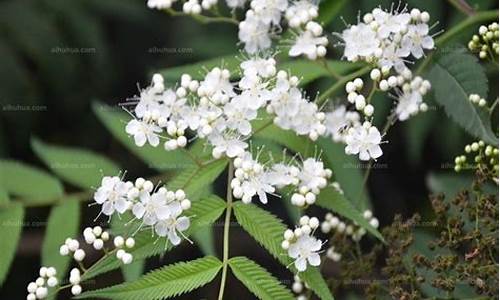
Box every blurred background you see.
[0,0,498,299]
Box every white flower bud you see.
[363,210,373,219]
[299,216,310,226]
[126,238,136,249]
[35,287,48,299]
[93,226,103,237]
[181,199,191,210]
[309,217,320,229]
[364,104,374,116]
[71,285,82,296]
[114,236,124,248]
[47,277,58,287]
[93,239,104,250]
[122,253,133,264]
[281,240,290,250]
[116,249,126,260]
[370,68,381,80]
[73,249,85,262]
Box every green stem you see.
[316,66,371,105]
[217,161,234,300]
[447,0,475,16]
[416,9,499,75]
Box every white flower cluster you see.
[125,58,331,160]
[344,121,383,161]
[26,267,57,300]
[94,176,192,246]
[113,235,136,264]
[281,216,322,272]
[341,7,434,73]
[469,93,488,108]
[321,210,379,242]
[147,0,177,9]
[39,226,135,300]
[231,152,331,207]
[324,105,360,143]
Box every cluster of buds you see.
[468,94,488,108]
[345,77,374,117]
[26,267,57,300]
[455,141,499,178]
[468,22,499,59]
[113,235,136,264]
[290,159,331,207]
[68,268,82,296]
[285,1,318,28]
[59,238,86,262]
[321,210,379,242]
[83,226,109,250]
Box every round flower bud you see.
[294,228,303,237]
[369,218,379,228]
[27,282,38,293]
[305,192,316,204]
[47,277,58,287]
[122,253,133,264]
[299,216,310,226]
[379,80,389,91]
[345,81,356,93]
[143,180,154,192]
[116,249,126,260]
[321,221,331,233]
[126,238,136,249]
[175,189,186,200]
[420,11,430,23]
[71,285,82,296]
[39,267,48,278]
[284,229,294,240]
[46,267,56,277]
[93,226,103,237]
[181,199,191,210]
[93,239,104,250]
[35,287,48,299]
[281,240,290,250]
[101,231,110,241]
[309,217,320,229]
[35,277,45,286]
[27,294,36,300]
[292,281,304,293]
[363,104,374,116]
[68,239,79,252]
[353,78,364,89]
[73,249,86,262]
[370,68,381,80]
[301,225,312,235]
[135,177,145,188]
[114,236,124,248]
[177,136,187,147]
[363,210,373,219]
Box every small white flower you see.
[125,119,162,147]
[345,123,383,161]
[396,90,422,121]
[289,29,328,60]
[250,0,288,25]
[238,11,272,53]
[342,23,380,61]
[287,234,322,272]
[154,213,190,245]
[324,105,361,142]
[94,176,131,216]
[400,23,435,59]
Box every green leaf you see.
[0,160,63,204]
[317,137,371,210]
[122,259,145,282]
[252,118,312,156]
[315,186,384,242]
[82,195,226,280]
[168,159,228,197]
[92,101,195,170]
[233,202,333,300]
[428,49,498,145]
[318,0,349,24]
[42,197,80,296]
[77,256,222,300]
[0,187,8,205]
[0,203,24,285]
[31,138,120,189]
[228,256,295,300]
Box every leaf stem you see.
[217,160,234,300]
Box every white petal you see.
[307,253,321,266]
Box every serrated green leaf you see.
[229,256,295,300]
[252,118,313,156]
[233,202,333,300]
[168,159,228,197]
[0,160,63,204]
[77,256,222,300]
[0,203,24,285]
[82,195,226,280]
[317,137,371,210]
[42,197,80,298]
[31,138,120,189]
[428,49,497,145]
[315,186,384,242]
[92,101,195,170]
